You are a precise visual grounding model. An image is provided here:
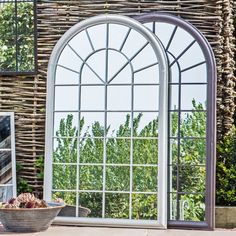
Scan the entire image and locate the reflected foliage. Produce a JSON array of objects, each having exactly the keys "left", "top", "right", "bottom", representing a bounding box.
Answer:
[
  {"left": 53, "top": 101, "right": 206, "bottom": 221},
  {"left": 0, "top": 2, "right": 34, "bottom": 72}
]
